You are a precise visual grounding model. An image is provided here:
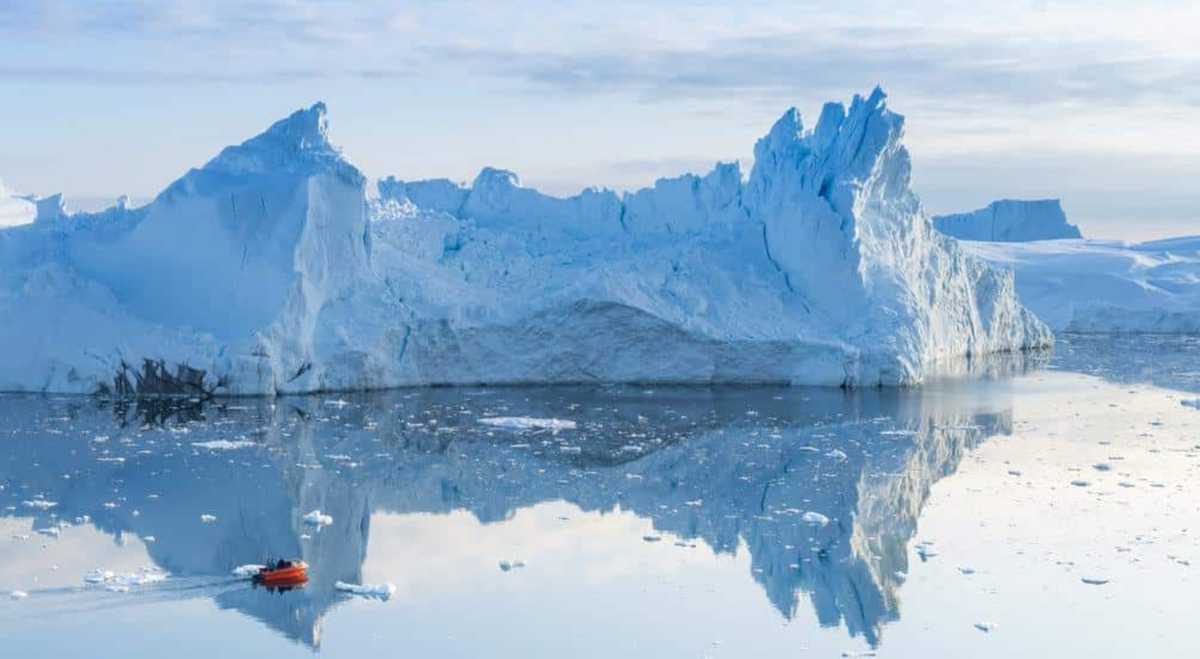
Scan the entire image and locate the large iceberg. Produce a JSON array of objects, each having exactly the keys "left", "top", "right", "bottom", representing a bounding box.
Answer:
[
  {"left": 0, "top": 89, "right": 1050, "bottom": 395},
  {"left": 933, "top": 199, "right": 1082, "bottom": 242}
]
